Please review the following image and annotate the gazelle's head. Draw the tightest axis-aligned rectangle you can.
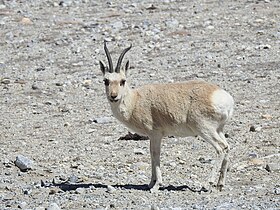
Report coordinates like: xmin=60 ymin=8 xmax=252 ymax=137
xmin=99 ymin=41 xmax=132 ymax=103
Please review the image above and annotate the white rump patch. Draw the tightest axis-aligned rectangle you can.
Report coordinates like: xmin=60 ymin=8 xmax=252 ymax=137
xmin=211 ymin=89 xmax=234 ymax=120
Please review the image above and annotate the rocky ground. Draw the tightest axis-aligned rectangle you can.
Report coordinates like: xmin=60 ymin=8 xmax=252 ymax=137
xmin=0 ymin=0 xmax=279 ymax=209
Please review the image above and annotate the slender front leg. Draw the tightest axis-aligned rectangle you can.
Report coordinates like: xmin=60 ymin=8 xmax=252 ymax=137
xmin=148 ymin=134 xmax=163 ymax=192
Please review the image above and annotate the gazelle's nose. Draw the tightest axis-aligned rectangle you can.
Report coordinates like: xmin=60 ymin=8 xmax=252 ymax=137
xmin=111 ymin=95 xmax=117 ymax=99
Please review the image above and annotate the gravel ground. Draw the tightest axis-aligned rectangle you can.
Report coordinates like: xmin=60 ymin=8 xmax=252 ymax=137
xmin=0 ymin=0 xmax=279 ymax=209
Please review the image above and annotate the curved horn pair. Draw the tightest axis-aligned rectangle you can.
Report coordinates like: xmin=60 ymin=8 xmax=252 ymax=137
xmin=104 ymin=41 xmax=132 ymax=73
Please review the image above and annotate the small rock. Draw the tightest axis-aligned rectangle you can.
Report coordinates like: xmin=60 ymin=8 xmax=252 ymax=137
xmin=111 ymin=21 xmax=124 ymax=31
xmin=1 ymin=78 xmax=10 ymax=84
xmin=151 ymin=204 xmax=160 ymax=210
xmin=23 ymin=187 xmax=32 ymax=195
xmin=3 ymin=158 xmax=12 ymax=167
xmin=249 ymin=158 xmax=264 ymax=166
xmin=249 ymin=125 xmax=261 ymax=132
xmin=49 ymin=187 xmax=61 ymax=195
xmin=206 ymin=25 xmax=215 ymax=30
xmin=82 ymin=79 xmax=92 ymax=88
xmin=198 ymin=157 xmax=213 ymax=164
xmin=46 ymin=203 xmax=61 ymax=210
xmin=232 ymin=158 xmax=265 ymax=171
xmin=274 ymin=187 xmax=280 ymax=195
xmin=265 ymin=163 xmax=280 ymax=172
xmin=59 ymin=0 xmax=73 ymax=7
xmin=132 ymin=162 xmax=149 ymax=171
xmin=32 ymin=84 xmax=39 ymax=90
xmin=255 ymin=44 xmax=271 ymax=50
xmin=18 ymin=201 xmax=27 ymax=209
xmin=168 ymin=162 xmax=177 ymax=167
xmin=35 ymin=207 xmax=45 ymax=210
xmin=20 ymin=17 xmax=32 ymax=25
xmin=255 ymin=18 xmax=264 ymax=23
xmin=92 ymin=117 xmax=112 ymax=124
xmin=87 ymin=128 xmax=96 ymax=134
xmin=248 ymin=152 xmax=258 ymax=158
xmin=107 ymin=185 xmax=116 ymax=193
xmin=55 ymin=82 xmax=63 ymax=86
xmin=165 ymin=19 xmax=179 ymax=29
xmin=134 ymin=148 xmax=146 ymax=155
xmin=14 ymin=79 xmax=27 ymax=84
xmin=261 ymin=114 xmax=272 ymax=120
xmin=68 ymin=174 xmax=78 ymax=183
xmin=15 ymin=155 xmax=33 ymax=171
xmin=75 ymin=187 xmax=86 ymax=194
xmin=255 ymin=126 xmax=262 ymax=132
xmin=146 ymin=5 xmax=157 ymax=10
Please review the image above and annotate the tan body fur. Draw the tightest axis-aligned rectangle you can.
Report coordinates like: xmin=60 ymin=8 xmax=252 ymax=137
xmin=100 ymin=43 xmax=234 ymax=192
xmin=111 ymin=81 xmax=224 ymax=137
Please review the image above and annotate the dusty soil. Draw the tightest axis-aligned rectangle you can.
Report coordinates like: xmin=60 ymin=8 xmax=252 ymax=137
xmin=0 ymin=0 xmax=279 ymax=209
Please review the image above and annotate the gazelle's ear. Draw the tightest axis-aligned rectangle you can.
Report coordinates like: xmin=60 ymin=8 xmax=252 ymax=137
xmin=99 ymin=60 xmax=106 ymax=75
xmin=124 ymin=60 xmax=129 ymax=75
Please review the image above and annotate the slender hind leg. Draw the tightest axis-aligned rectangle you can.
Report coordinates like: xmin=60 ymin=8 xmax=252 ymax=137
xmin=216 ymin=126 xmax=230 ymax=190
xmin=198 ymin=129 xmax=230 ymax=191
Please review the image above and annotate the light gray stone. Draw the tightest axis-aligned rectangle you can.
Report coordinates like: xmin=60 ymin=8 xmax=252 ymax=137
xmin=15 ymin=155 xmax=33 ymax=171
xmin=46 ymin=203 xmax=61 ymax=210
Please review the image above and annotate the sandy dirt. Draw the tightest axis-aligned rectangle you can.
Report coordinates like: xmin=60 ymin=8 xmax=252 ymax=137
xmin=0 ymin=0 xmax=279 ymax=209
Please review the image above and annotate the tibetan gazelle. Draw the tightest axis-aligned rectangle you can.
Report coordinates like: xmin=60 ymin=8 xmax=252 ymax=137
xmin=99 ymin=41 xmax=234 ymax=192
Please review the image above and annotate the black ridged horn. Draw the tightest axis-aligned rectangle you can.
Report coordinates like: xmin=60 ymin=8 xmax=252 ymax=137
xmin=115 ymin=44 xmax=132 ymax=73
xmin=104 ymin=41 xmax=113 ymax=73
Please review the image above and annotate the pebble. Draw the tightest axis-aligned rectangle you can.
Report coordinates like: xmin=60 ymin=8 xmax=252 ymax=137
xmin=92 ymin=117 xmax=113 ymax=124
xmin=198 ymin=157 xmax=213 ymax=164
xmin=132 ymin=162 xmax=149 ymax=171
xmin=35 ymin=207 xmax=45 ymax=210
xmin=23 ymin=187 xmax=32 ymax=195
xmin=111 ymin=21 xmax=124 ymax=31
xmin=82 ymin=79 xmax=92 ymax=88
xmin=75 ymin=187 xmax=86 ymax=194
xmin=59 ymin=0 xmax=73 ymax=7
xmin=249 ymin=125 xmax=262 ymax=132
xmin=275 ymin=187 xmax=280 ymax=195
xmin=46 ymin=203 xmax=61 ymax=210
xmin=134 ymin=148 xmax=146 ymax=155
xmin=261 ymin=114 xmax=272 ymax=120
xmin=249 ymin=158 xmax=264 ymax=166
xmin=265 ymin=163 xmax=280 ymax=172
xmin=107 ymin=185 xmax=116 ymax=193
xmin=49 ymin=187 xmax=61 ymax=195
xmin=248 ymin=152 xmax=258 ymax=158
xmin=151 ymin=204 xmax=160 ymax=210
xmin=15 ymin=155 xmax=33 ymax=171
xmin=206 ymin=25 xmax=215 ymax=30
xmin=32 ymin=84 xmax=39 ymax=90
xmin=1 ymin=78 xmax=10 ymax=84
xmin=255 ymin=44 xmax=271 ymax=50
xmin=20 ymin=17 xmax=33 ymax=25
xmin=165 ymin=19 xmax=179 ymax=29
xmin=68 ymin=174 xmax=78 ymax=183
xmin=18 ymin=201 xmax=27 ymax=209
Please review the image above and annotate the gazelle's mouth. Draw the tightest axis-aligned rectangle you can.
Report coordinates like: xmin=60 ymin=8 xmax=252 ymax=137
xmin=110 ymin=99 xmax=119 ymax=103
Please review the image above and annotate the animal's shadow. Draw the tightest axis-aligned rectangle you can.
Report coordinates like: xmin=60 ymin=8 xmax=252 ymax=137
xmin=42 ymin=180 xmax=207 ymax=193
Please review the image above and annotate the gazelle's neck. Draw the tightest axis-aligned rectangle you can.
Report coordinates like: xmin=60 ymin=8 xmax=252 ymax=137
xmin=110 ymin=84 xmax=136 ymax=121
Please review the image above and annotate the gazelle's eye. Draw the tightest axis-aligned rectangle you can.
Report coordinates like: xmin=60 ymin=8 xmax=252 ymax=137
xmin=103 ymin=79 xmax=109 ymax=86
xmin=120 ymin=79 xmax=126 ymax=86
